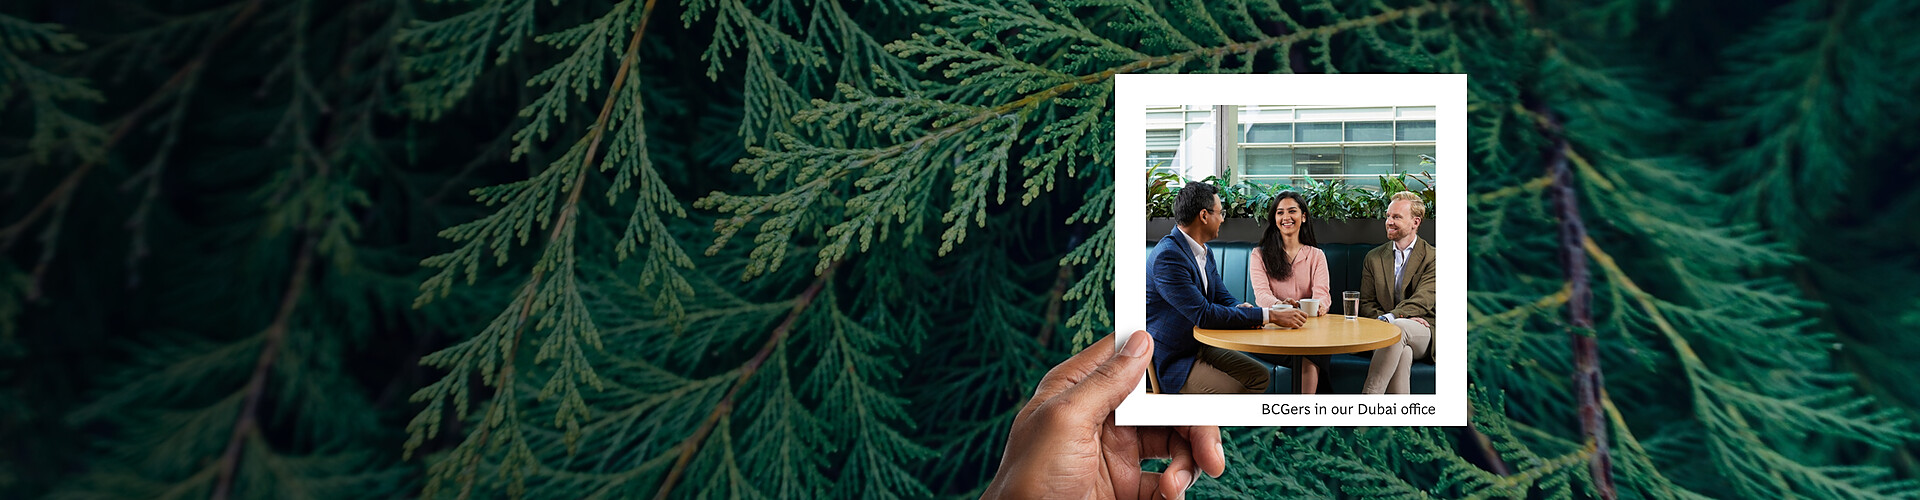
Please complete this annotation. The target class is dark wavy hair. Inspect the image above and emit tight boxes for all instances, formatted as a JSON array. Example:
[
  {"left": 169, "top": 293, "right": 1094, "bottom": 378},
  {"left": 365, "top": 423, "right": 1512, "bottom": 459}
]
[
  {"left": 1173, "top": 181, "right": 1220, "bottom": 225},
  {"left": 1257, "top": 190, "right": 1317, "bottom": 281}
]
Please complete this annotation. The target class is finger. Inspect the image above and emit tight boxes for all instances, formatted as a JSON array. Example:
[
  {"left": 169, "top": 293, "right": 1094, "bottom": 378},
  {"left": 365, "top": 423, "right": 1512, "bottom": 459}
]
[
  {"left": 1046, "top": 330, "right": 1152, "bottom": 421},
  {"left": 1178, "top": 426, "right": 1226, "bottom": 478},
  {"left": 1125, "top": 427, "right": 1222, "bottom": 481},
  {"left": 1159, "top": 431, "right": 1197, "bottom": 500},
  {"left": 1022, "top": 332, "right": 1122, "bottom": 420},
  {"left": 1131, "top": 472, "right": 1166, "bottom": 500},
  {"left": 1282, "top": 311, "right": 1306, "bottom": 328}
]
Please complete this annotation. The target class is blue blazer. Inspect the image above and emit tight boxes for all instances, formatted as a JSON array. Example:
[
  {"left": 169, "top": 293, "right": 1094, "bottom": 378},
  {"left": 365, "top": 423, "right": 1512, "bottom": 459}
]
[{"left": 1145, "top": 227, "right": 1264, "bottom": 393}]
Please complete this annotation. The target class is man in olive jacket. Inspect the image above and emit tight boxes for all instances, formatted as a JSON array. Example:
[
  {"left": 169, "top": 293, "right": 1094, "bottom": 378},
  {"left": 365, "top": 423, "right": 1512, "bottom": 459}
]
[{"left": 1356, "top": 191, "right": 1436, "bottom": 394}]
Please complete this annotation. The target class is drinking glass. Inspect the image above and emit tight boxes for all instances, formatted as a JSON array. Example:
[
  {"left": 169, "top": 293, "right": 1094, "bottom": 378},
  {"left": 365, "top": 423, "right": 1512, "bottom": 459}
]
[{"left": 1343, "top": 291, "right": 1360, "bottom": 320}]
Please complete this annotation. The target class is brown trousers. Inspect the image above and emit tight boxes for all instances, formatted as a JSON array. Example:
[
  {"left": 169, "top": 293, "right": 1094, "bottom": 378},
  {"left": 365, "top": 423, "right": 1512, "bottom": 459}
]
[{"left": 1183, "top": 346, "right": 1270, "bottom": 394}]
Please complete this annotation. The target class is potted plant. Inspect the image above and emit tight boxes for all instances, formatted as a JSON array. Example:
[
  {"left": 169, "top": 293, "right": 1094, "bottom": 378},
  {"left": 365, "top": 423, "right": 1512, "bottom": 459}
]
[
  {"left": 1146, "top": 169, "right": 1181, "bottom": 238},
  {"left": 1298, "top": 177, "right": 1381, "bottom": 243},
  {"left": 1143, "top": 172, "right": 1436, "bottom": 245}
]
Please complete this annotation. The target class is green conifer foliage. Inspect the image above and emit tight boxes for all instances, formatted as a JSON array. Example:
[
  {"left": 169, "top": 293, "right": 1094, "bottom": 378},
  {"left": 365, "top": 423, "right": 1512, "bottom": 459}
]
[
  {"left": 1703, "top": 0, "right": 1920, "bottom": 480},
  {"left": 0, "top": 13, "right": 103, "bottom": 165},
  {"left": 3, "top": 0, "right": 448, "bottom": 498},
  {"left": 5, "top": 0, "right": 1919, "bottom": 498}
]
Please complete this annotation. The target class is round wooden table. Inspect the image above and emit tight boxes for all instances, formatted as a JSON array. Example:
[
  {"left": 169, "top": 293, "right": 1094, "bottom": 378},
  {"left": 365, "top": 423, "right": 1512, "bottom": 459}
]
[{"left": 1193, "top": 315, "right": 1403, "bottom": 355}]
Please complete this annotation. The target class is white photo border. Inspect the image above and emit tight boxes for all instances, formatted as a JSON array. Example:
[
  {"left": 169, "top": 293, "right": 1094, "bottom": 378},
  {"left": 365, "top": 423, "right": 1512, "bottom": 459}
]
[{"left": 1114, "top": 74, "right": 1468, "bottom": 427}]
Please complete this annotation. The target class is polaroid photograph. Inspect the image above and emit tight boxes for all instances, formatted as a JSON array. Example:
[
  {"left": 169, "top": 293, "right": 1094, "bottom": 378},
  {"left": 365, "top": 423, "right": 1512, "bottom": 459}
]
[{"left": 1114, "top": 74, "right": 1467, "bottom": 426}]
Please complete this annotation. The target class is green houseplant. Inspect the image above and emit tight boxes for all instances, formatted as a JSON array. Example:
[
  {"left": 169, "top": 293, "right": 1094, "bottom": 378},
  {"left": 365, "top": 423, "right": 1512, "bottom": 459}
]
[
  {"left": 1142, "top": 174, "right": 1434, "bottom": 245},
  {"left": 1378, "top": 171, "right": 1437, "bottom": 215},
  {"left": 1300, "top": 177, "right": 1374, "bottom": 221},
  {"left": 1147, "top": 168, "right": 1181, "bottom": 219}
]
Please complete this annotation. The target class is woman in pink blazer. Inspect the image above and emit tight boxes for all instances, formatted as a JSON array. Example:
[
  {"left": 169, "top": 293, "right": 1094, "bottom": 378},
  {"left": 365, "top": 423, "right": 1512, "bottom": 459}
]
[{"left": 1247, "top": 191, "right": 1331, "bottom": 393}]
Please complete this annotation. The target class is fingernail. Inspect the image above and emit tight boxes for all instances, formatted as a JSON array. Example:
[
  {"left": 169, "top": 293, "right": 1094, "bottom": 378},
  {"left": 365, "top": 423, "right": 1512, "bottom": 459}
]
[
  {"left": 1122, "top": 331, "right": 1150, "bottom": 358},
  {"left": 1175, "top": 469, "right": 1194, "bottom": 499}
]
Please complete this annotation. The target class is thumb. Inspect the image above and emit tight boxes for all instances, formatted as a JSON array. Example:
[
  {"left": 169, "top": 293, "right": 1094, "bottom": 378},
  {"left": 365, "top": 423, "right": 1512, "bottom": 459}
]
[{"left": 1052, "top": 330, "right": 1152, "bottom": 418}]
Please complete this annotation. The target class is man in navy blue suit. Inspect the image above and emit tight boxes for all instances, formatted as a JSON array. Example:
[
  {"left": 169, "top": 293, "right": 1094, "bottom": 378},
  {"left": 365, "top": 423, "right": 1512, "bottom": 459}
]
[{"left": 1146, "top": 182, "right": 1306, "bottom": 394}]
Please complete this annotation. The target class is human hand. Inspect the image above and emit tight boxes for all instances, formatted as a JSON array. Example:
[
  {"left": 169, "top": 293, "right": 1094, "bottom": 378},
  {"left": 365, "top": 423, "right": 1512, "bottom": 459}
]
[
  {"left": 982, "top": 332, "right": 1225, "bottom": 499},
  {"left": 1235, "top": 302, "right": 1255, "bottom": 308},
  {"left": 1411, "top": 317, "right": 1430, "bottom": 329},
  {"left": 1266, "top": 308, "right": 1306, "bottom": 328}
]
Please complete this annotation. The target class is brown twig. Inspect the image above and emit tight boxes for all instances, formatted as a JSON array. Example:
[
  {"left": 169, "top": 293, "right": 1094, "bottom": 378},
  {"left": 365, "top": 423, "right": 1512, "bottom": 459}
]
[
  {"left": 209, "top": 235, "right": 316, "bottom": 500},
  {"left": 651, "top": 261, "right": 839, "bottom": 500},
  {"left": 1036, "top": 264, "right": 1073, "bottom": 348},
  {"left": 1536, "top": 104, "right": 1616, "bottom": 499}
]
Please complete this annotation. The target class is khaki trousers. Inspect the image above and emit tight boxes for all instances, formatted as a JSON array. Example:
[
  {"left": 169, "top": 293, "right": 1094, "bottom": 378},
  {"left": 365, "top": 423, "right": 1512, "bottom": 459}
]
[
  {"left": 1183, "top": 346, "right": 1270, "bottom": 394},
  {"left": 1362, "top": 319, "right": 1432, "bottom": 394}
]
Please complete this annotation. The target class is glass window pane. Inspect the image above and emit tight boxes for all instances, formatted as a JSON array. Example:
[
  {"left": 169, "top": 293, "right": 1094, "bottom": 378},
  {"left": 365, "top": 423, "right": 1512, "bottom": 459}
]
[
  {"left": 1397, "top": 121, "right": 1436, "bottom": 141},
  {"left": 1293, "top": 146, "right": 1343, "bottom": 179},
  {"left": 1146, "top": 111, "right": 1185, "bottom": 122},
  {"left": 1394, "top": 145, "right": 1436, "bottom": 174},
  {"left": 1347, "top": 122, "right": 1394, "bottom": 141},
  {"left": 1242, "top": 147, "right": 1293, "bottom": 178},
  {"left": 1146, "top": 129, "right": 1182, "bottom": 149},
  {"left": 1344, "top": 146, "right": 1395, "bottom": 178},
  {"left": 1244, "top": 123, "right": 1292, "bottom": 143},
  {"left": 1147, "top": 150, "right": 1180, "bottom": 179},
  {"left": 1295, "top": 123, "right": 1343, "bottom": 142}
]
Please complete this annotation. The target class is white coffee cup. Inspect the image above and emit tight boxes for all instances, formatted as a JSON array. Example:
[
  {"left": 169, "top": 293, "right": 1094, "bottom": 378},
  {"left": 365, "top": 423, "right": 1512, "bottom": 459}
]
[{"left": 1298, "top": 298, "right": 1321, "bottom": 317}]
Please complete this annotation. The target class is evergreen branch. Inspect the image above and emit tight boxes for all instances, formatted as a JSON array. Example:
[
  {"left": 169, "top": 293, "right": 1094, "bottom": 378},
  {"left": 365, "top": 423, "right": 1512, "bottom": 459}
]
[
  {"left": 1464, "top": 423, "right": 1512, "bottom": 477},
  {"left": 0, "top": 13, "right": 85, "bottom": 53},
  {"left": 1601, "top": 394, "right": 1715, "bottom": 500},
  {"left": 0, "top": 24, "right": 103, "bottom": 166},
  {"left": 1538, "top": 106, "right": 1616, "bottom": 500},
  {"left": 209, "top": 235, "right": 316, "bottom": 500},
  {"left": 682, "top": 0, "right": 826, "bottom": 146},
  {"left": 1062, "top": 224, "right": 1113, "bottom": 347},
  {"left": 1469, "top": 175, "right": 1552, "bottom": 205},
  {"left": 412, "top": 2, "right": 665, "bottom": 497},
  {"left": 652, "top": 261, "right": 838, "bottom": 500},
  {"left": 1380, "top": 393, "right": 1592, "bottom": 497},
  {"left": 1468, "top": 285, "right": 1569, "bottom": 331},
  {"left": 700, "top": 2, "right": 1450, "bottom": 281},
  {"left": 1709, "top": 0, "right": 1870, "bottom": 242},
  {"left": 1475, "top": 444, "right": 1594, "bottom": 498},
  {"left": 800, "top": 0, "right": 925, "bottom": 95},
  {"left": 396, "top": 0, "right": 539, "bottom": 120},
  {"left": 1584, "top": 235, "right": 1919, "bottom": 497},
  {"left": 1286, "top": 429, "right": 1441, "bottom": 498},
  {"left": 0, "top": 0, "right": 264, "bottom": 294}
]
